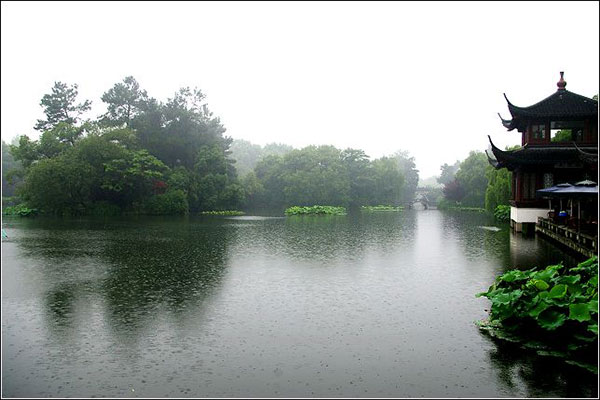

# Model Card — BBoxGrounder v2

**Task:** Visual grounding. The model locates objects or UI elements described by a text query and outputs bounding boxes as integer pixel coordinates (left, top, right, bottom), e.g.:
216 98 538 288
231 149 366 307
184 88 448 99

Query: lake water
2 210 597 397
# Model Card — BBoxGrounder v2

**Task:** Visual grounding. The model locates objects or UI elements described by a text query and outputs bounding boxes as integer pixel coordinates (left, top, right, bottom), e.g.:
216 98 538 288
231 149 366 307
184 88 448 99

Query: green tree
253 154 286 209
455 151 488 207
188 143 242 211
102 149 170 207
280 145 350 206
9 135 40 168
485 166 512 212
263 142 294 157
240 171 265 209
2 140 24 198
371 156 404 206
341 148 374 207
551 130 572 143
20 154 95 215
230 140 295 177
391 150 419 204
437 161 460 186
100 76 149 127
229 139 264 177
34 82 91 131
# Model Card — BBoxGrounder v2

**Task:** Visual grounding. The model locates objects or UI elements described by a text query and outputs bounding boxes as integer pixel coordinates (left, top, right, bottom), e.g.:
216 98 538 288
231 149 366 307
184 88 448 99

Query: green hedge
144 190 189 215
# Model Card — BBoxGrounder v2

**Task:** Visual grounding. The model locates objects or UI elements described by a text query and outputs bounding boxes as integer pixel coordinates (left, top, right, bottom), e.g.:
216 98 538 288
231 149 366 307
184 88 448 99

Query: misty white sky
1 1 598 178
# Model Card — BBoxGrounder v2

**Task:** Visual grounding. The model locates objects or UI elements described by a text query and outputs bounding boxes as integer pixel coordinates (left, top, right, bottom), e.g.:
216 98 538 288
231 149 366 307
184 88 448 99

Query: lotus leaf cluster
200 210 245 216
2 204 39 217
284 205 347 216
476 256 598 373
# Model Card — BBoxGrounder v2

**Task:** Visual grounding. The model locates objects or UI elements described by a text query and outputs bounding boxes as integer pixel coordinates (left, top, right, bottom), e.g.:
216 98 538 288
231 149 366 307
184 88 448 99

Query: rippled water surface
2 211 597 397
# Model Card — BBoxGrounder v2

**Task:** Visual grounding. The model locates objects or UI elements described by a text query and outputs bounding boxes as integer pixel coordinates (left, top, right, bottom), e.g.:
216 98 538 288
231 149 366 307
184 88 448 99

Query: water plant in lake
284 205 347 216
200 210 245 216
2 204 39 217
361 205 404 212
476 256 598 373
438 199 486 213
493 204 510 222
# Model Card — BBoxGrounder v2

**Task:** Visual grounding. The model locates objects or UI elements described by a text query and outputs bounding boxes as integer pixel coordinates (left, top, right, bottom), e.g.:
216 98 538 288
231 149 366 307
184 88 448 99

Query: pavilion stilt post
578 199 581 232
570 198 573 216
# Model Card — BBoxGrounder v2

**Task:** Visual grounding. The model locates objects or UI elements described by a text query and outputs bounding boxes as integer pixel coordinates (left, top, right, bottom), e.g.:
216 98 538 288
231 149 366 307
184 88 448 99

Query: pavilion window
522 172 537 200
550 120 584 141
531 124 546 140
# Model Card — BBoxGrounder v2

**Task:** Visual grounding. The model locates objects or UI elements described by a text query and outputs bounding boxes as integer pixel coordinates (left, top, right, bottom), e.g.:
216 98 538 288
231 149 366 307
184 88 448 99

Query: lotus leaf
568 303 591 322
501 269 528 283
533 264 562 282
528 301 549 318
588 300 598 314
532 279 549 290
548 284 567 299
476 257 598 372
557 274 581 285
536 309 566 330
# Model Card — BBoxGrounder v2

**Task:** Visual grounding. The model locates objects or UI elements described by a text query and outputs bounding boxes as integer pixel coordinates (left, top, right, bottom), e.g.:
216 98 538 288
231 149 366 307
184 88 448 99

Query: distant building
487 72 598 233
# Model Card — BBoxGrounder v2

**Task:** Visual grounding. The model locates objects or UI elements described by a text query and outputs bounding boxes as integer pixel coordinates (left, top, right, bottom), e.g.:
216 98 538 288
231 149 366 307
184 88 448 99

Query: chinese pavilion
487 72 598 232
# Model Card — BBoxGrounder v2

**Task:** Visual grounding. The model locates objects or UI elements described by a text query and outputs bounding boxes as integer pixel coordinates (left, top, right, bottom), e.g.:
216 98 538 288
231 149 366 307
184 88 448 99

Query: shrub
494 205 511 222
476 256 598 373
89 201 122 216
144 189 189 215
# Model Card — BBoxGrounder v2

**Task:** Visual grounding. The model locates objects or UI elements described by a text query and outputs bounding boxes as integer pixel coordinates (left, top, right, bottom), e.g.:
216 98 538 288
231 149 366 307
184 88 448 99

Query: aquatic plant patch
476 256 598 373
360 205 404 212
1 204 39 217
284 205 347 216
200 210 246 216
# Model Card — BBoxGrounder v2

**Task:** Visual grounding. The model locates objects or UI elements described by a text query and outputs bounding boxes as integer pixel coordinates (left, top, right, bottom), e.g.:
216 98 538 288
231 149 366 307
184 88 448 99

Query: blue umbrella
536 183 597 198
575 180 597 187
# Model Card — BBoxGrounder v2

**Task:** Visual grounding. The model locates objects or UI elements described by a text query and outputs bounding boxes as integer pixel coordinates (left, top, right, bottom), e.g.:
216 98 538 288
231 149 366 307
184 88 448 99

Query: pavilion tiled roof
486 136 598 171
498 72 598 132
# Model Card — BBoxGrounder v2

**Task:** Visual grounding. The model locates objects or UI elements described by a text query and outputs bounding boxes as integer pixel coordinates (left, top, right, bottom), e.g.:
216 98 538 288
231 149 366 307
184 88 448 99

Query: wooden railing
536 217 598 258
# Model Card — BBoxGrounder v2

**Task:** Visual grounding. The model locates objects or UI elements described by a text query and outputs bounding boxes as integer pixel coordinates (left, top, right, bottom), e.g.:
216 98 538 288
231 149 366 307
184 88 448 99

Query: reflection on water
484 335 598 398
2 211 596 397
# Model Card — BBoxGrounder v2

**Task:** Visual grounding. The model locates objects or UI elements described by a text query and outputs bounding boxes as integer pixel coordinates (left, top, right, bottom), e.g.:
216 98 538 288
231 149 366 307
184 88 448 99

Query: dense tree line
2 140 23 198
229 140 294 177
5 78 419 215
438 150 511 212
8 78 242 215
242 146 407 211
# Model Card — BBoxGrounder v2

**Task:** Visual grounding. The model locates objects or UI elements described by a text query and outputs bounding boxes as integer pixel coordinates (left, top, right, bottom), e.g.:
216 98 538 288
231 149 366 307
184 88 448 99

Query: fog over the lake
1 1 598 178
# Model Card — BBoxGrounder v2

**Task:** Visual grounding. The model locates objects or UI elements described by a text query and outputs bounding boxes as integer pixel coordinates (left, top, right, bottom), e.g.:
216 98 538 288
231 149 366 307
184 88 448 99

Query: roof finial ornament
557 71 567 90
